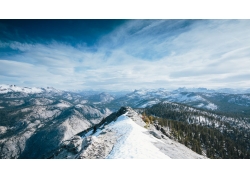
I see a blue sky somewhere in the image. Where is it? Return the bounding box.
[0,19,250,91]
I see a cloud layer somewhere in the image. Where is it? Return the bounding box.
[0,20,250,91]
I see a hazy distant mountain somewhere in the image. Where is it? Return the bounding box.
[87,92,115,103]
[107,88,250,117]
[174,87,250,94]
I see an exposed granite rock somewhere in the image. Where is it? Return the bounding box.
[78,130,117,159]
[62,135,83,153]
[51,130,117,159]
[148,130,162,139]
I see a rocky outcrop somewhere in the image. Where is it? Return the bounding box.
[116,106,146,127]
[48,135,83,159]
[148,130,162,139]
[78,130,117,159]
[50,129,117,159]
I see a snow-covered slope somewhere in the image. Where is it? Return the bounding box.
[87,92,115,103]
[106,114,170,159]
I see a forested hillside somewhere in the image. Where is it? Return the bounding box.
[144,102,250,159]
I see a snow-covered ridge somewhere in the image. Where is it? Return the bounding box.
[92,107,206,159]
[51,107,206,159]
[0,84,62,94]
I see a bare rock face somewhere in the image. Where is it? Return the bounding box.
[62,136,83,154]
[148,130,162,139]
[48,135,82,159]
[78,130,117,159]
[51,130,117,159]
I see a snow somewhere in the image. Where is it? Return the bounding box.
[196,102,217,110]
[241,95,250,100]
[206,103,217,110]
[164,93,206,103]
[139,100,161,108]
[25,106,205,159]
[134,89,147,96]
[228,95,250,106]
[0,126,7,134]
[30,98,53,105]
[197,103,204,108]
[7,100,25,106]
[56,103,71,108]
[0,84,44,94]
[0,84,63,94]
[21,106,61,120]
[93,102,101,104]
[44,87,61,93]
[106,114,171,159]
[199,116,206,123]
[75,104,84,108]
[61,115,91,141]
[80,100,88,104]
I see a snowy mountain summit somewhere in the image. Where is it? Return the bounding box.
[0,84,62,94]
[50,107,206,159]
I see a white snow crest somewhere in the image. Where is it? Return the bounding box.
[56,103,71,108]
[106,114,170,159]
[206,103,217,110]
[0,84,43,94]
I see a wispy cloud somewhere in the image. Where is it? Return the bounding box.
[0,20,250,90]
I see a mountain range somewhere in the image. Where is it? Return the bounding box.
[0,84,249,159]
